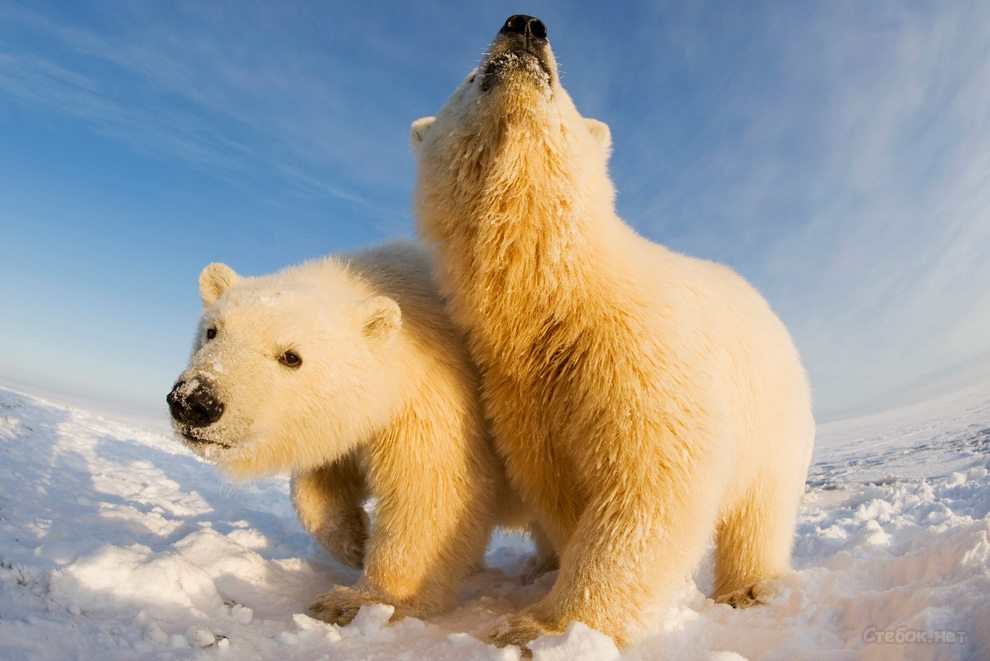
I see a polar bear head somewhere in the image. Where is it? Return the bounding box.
[410,15,614,241]
[167,260,403,477]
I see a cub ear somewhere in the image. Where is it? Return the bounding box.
[586,118,612,154]
[199,263,241,307]
[359,296,401,343]
[410,116,436,148]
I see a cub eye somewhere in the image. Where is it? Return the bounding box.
[468,74,476,83]
[206,327,217,340]
[278,351,302,369]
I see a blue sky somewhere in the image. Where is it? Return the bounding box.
[1,1,988,425]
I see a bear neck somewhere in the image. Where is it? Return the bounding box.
[420,112,621,366]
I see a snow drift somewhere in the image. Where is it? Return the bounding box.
[0,384,988,659]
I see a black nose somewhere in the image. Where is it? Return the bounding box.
[167,379,224,427]
[501,15,547,41]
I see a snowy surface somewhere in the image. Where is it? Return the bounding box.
[1,383,988,660]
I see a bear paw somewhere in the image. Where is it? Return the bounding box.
[488,610,558,656]
[306,586,378,626]
[714,581,776,608]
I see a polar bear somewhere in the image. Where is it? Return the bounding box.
[410,15,815,648]
[166,241,524,624]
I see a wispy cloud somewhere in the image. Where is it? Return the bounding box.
[1,2,986,418]
[763,3,990,415]
[585,2,990,417]
[0,2,414,230]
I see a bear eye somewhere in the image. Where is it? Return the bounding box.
[468,74,476,83]
[278,350,302,369]
[206,327,217,340]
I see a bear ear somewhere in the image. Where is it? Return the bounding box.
[410,116,436,148]
[199,263,241,307]
[359,296,401,343]
[586,118,612,154]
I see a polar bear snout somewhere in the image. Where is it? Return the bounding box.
[167,377,225,427]
[500,15,547,41]
[480,15,554,92]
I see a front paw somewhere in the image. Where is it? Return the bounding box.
[488,611,556,655]
[307,585,377,626]
[714,581,776,608]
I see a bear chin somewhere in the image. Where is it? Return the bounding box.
[175,428,234,459]
[480,51,552,92]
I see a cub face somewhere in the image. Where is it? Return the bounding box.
[409,18,613,248]
[408,15,611,162]
[167,262,402,477]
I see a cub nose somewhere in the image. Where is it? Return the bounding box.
[501,15,547,41]
[167,378,224,427]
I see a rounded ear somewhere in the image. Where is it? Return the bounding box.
[586,118,612,154]
[199,263,241,307]
[359,296,401,343]
[410,116,436,148]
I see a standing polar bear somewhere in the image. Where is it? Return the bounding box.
[167,242,523,624]
[411,15,815,648]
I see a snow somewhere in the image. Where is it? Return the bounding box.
[1,383,988,660]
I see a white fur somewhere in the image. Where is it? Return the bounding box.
[411,28,815,649]
[173,241,529,624]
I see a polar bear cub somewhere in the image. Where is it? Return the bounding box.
[167,241,517,624]
[411,15,815,648]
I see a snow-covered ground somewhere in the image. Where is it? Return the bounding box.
[1,383,988,660]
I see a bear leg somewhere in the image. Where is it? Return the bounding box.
[711,475,801,606]
[521,523,559,584]
[310,417,500,624]
[350,486,494,620]
[291,452,368,569]
[490,459,720,650]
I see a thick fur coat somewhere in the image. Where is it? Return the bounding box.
[411,17,815,648]
[168,241,520,623]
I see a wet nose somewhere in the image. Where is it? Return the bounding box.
[500,15,547,41]
[167,379,224,427]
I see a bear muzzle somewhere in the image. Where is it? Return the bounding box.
[480,15,554,92]
[167,377,225,428]
[500,14,547,41]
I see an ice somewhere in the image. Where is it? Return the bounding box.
[1,382,989,659]
[529,622,620,660]
[349,603,397,641]
[232,603,254,624]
